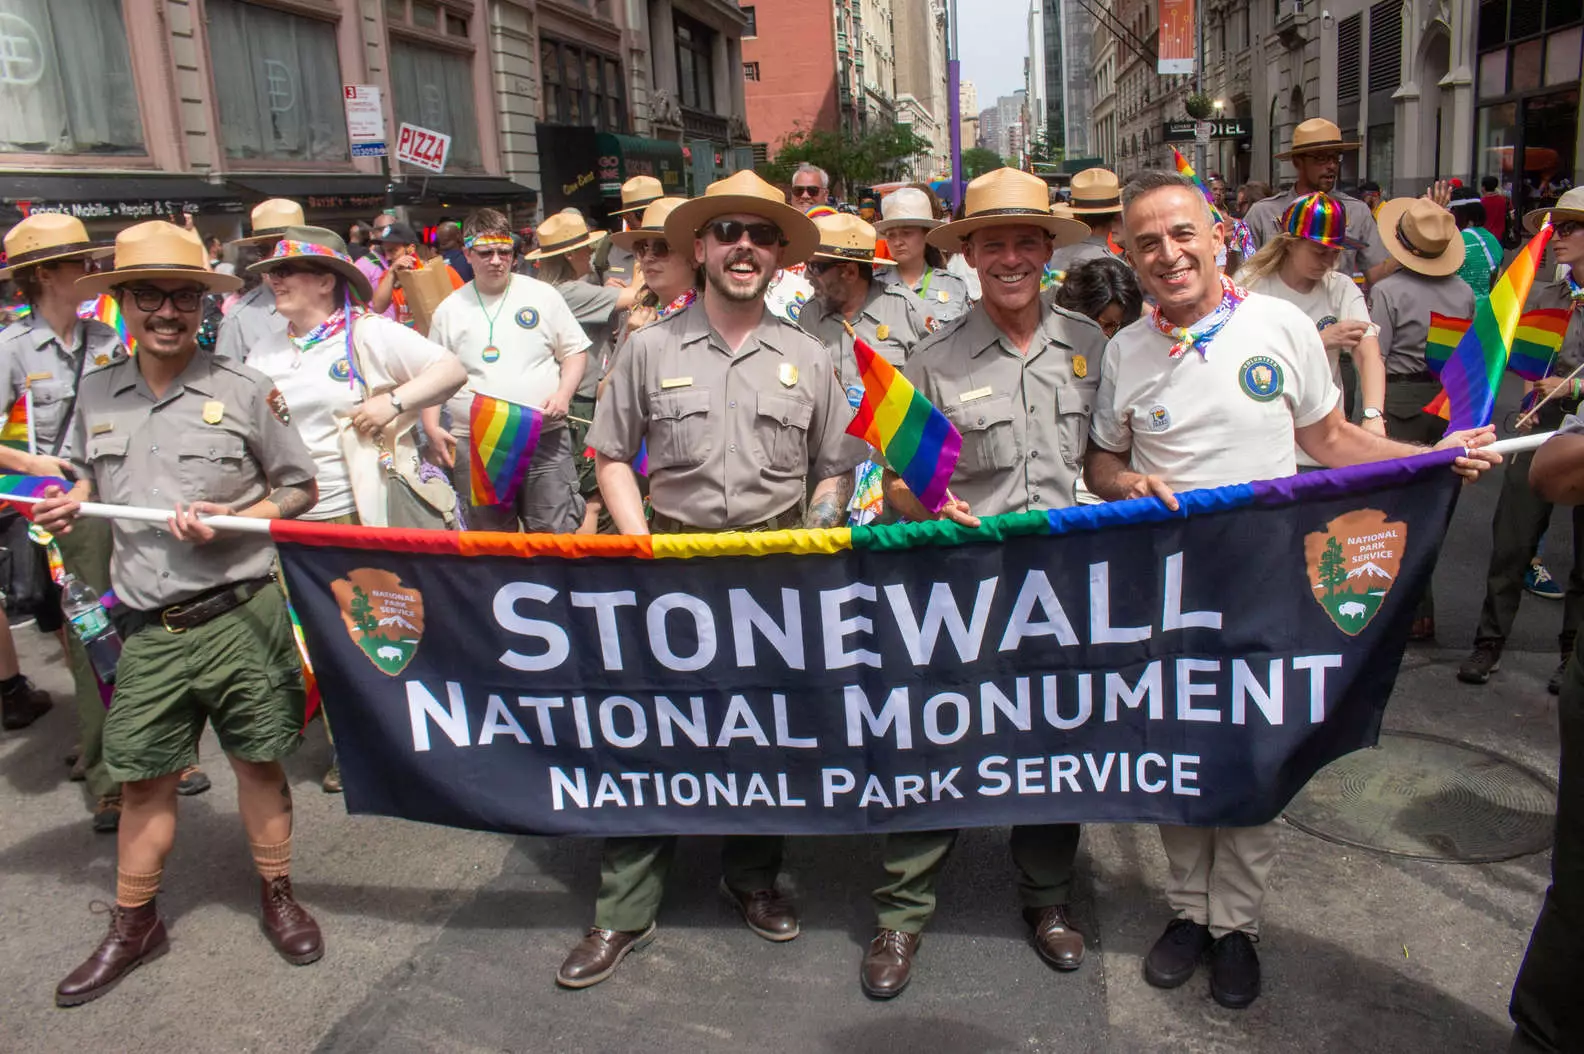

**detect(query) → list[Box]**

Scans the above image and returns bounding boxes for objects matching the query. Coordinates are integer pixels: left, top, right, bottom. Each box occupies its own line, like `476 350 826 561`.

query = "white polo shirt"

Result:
429 273 590 436
1089 291 1340 491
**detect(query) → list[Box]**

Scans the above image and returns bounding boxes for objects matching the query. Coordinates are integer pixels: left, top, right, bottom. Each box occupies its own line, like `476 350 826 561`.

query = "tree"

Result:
962 147 1003 180
1318 537 1348 598
350 586 379 635
762 122 935 194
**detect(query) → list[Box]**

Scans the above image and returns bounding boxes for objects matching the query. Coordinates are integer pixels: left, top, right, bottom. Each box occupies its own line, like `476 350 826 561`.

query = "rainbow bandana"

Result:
464 234 515 252
268 238 355 267
1279 193 1364 250
1151 274 1250 359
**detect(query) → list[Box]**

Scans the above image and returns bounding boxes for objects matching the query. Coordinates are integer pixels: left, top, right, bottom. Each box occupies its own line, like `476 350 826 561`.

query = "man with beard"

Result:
33 220 322 1007
798 212 931 410
562 171 867 989
1243 120 1391 286
1085 171 1498 1010
215 199 301 360
859 168 1098 1000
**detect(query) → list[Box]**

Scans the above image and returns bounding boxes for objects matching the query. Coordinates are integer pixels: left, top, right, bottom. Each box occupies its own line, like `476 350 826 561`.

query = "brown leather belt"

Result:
649 505 803 535
1387 370 1437 384
114 575 277 638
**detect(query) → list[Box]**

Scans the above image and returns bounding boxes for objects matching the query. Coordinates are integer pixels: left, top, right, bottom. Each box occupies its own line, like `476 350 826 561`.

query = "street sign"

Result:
343 84 386 157
1194 120 1213 146
396 122 451 174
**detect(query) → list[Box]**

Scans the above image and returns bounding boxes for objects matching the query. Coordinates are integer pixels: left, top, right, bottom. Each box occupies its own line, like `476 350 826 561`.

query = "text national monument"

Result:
276 452 1464 837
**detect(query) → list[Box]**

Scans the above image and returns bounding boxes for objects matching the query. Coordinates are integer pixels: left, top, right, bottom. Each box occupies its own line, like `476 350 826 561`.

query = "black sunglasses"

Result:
122 286 204 313
1554 220 1584 238
265 261 322 278
804 259 840 276
632 239 671 259
703 220 784 248
790 186 822 198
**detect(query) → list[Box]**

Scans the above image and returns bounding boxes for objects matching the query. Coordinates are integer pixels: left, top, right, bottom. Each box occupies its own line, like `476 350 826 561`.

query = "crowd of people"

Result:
0 115 1577 1050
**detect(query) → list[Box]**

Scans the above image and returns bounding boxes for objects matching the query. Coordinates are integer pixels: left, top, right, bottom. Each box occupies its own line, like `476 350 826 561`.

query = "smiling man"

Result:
1084 171 1499 1011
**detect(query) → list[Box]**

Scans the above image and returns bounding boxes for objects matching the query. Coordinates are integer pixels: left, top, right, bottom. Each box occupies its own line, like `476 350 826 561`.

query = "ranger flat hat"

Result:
231 198 306 245
1276 118 1361 159
609 197 691 251
873 186 943 233
523 211 607 261
664 170 820 264
928 168 1088 251
612 175 666 216
76 220 241 298
1067 167 1125 215
0 213 112 279
248 225 374 303
1524 186 1584 235
1376 197 1465 277
809 213 894 267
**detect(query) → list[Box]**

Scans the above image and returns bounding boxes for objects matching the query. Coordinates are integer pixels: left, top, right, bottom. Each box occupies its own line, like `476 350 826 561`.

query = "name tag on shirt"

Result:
958 386 993 403
661 377 693 390
25 372 51 384
90 422 114 435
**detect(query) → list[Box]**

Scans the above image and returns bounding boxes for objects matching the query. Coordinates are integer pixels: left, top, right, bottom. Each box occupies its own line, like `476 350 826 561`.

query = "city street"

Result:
0 382 1565 1054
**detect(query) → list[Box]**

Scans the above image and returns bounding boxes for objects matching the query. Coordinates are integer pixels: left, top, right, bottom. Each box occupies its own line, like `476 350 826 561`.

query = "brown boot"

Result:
1 675 51 731
56 901 168 1007
860 928 920 999
555 923 656 988
1024 904 1086 970
259 876 323 965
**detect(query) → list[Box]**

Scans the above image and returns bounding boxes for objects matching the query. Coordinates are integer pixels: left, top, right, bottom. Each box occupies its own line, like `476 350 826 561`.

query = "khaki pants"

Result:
1158 821 1281 938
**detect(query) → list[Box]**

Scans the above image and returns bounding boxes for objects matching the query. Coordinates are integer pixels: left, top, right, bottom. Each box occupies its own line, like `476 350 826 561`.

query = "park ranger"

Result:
215 198 302 360
561 170 867 990
873 186 971 323
1048 167 1125 275
34 221 323 1007
799 212 932 408
601 174 665 288
861 167 1096 1000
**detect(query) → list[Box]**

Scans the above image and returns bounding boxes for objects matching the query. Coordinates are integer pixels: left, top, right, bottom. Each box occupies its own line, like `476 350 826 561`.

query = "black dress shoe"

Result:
1023 905 1085 970
1144 918 1213 988
556 924 656 988
860 928 920 999
1208 931 1261 1009
0 676 51 730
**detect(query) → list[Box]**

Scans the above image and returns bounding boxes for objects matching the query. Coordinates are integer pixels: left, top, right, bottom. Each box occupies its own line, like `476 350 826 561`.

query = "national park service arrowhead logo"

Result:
1304 509 1404 636
331 569 425 676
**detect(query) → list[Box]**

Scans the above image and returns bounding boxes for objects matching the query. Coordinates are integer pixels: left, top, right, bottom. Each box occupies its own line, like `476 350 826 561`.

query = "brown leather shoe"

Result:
56 901 168 1007
719 879 800 941
1024 904 1085 970
555 923 656 988
259 876 323 965
860 928 920 999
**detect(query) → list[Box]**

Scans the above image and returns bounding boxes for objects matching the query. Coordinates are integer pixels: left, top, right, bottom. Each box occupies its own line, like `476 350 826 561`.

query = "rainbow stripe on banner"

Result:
1 391 31 453
845 333 961 513
469 393 542 506
1509 307 1570 382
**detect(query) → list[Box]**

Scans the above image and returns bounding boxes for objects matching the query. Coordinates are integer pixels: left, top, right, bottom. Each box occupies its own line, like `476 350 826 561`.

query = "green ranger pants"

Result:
593 835 784 932
873 823 1082 933
1384 378 1449 622
53 518 117 800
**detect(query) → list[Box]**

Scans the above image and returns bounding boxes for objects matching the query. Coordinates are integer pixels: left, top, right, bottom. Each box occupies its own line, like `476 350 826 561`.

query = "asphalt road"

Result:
0 377 1566 1053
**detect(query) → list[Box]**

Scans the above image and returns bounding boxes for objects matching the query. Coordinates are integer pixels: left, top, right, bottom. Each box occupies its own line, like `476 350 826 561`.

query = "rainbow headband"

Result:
464 234 515 251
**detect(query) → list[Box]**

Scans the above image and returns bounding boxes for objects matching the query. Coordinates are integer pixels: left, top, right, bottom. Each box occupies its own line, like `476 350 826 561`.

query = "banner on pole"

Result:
1158 0 1196 75
277 453 1462 838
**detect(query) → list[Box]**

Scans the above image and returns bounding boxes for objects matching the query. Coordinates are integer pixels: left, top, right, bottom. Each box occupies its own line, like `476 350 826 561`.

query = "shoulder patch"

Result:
266 387 292 424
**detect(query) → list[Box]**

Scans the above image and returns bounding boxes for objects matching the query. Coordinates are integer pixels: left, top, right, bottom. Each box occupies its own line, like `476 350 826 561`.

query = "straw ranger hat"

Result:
0 213 111 279
809 213 893 267
873 186 943 233
1375 197 1465 277
609 197 691 251
523 211 607 261
928 168 1088 251
76 221 241 298
664 170 820 264
612 175 666 217
1067 168 1125 216
1524 186 1584 235
247 226 374 302
1276 118 1361 160
231 198 305 245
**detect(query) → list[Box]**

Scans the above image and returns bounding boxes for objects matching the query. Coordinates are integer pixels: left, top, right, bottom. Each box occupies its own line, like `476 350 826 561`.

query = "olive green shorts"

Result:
569 392 599 498
103 583 306 784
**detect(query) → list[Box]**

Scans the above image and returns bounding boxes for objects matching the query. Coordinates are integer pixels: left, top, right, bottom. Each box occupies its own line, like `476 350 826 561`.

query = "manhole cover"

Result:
1283 730 1556 862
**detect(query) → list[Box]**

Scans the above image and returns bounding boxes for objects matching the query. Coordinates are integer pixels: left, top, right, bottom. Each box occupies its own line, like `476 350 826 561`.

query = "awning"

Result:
595 134 687 197
409 176 539 207
0 173 244 218
226 175 400 214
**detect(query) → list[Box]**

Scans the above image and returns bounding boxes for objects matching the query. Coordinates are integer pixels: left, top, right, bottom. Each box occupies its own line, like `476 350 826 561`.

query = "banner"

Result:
277 453 1463 838
1158 0 1195 75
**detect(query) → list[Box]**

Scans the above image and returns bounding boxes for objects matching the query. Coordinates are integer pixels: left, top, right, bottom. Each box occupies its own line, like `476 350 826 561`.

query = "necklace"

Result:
1151 274 1250 359
474 281 510 362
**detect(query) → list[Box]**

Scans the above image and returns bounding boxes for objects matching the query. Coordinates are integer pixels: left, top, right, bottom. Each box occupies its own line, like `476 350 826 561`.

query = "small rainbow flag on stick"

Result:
845 334 961 513
1172 146 1210 201
79 294 130 349
469 393 543 506
1 392 34 454
1508 307 1570 382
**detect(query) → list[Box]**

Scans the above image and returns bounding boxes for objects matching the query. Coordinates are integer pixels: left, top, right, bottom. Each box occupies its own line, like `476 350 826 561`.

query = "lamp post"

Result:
1194 0 1207 179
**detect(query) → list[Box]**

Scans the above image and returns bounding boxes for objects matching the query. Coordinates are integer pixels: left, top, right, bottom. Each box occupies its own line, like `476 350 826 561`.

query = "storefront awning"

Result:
595 134 687 197
410 176 539 207
226 175 400 215
0 173 244 219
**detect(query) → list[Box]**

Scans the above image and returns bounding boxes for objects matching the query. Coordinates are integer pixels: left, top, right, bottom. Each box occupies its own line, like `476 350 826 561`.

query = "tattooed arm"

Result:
805 472 854 529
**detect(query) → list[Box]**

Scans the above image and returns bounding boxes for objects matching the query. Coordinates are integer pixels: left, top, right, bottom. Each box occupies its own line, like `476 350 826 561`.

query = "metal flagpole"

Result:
947 0 963 209
1194 0 1207 178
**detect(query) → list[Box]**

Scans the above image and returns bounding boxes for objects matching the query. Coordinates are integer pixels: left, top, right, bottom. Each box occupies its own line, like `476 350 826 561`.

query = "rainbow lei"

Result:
1151 274 1250 359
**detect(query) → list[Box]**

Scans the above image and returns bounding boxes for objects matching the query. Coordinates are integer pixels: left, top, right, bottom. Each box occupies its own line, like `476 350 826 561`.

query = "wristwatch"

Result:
1362 407 1382 420
388 390 405 413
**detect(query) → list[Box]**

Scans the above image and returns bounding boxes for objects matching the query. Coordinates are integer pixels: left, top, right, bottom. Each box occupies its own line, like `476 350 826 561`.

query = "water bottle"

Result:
61 573 121 684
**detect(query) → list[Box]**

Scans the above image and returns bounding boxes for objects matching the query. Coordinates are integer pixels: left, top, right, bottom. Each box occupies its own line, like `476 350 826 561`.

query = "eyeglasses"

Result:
122 286 204 313
790 186 823 198
803 259 838 276
632 239 671 259
703 220 783 247
265 261 319 279
1555 221 1584 238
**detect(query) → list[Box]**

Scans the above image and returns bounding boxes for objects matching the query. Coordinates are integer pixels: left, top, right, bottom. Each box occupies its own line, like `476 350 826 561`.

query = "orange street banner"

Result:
1158 0 1195 74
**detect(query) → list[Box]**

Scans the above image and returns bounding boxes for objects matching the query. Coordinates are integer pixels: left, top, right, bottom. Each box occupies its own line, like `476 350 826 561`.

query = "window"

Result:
207 0 349 163
743 61 760 81
1338 14 1362 103
389 39 481 168
675 13 714 112
0 0 143 154
742 5 756 36
539 37 626 132
1367 0 1404 93
386 0 470 37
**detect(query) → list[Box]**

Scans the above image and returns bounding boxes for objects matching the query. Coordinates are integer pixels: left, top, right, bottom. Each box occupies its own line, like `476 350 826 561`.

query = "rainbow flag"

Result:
632 438 649 478
1 391 32 453
1425 313 1473 376
1508 307 1570 382
79 294 129 348
1433 223 1555 431
1172 147 1215 205
0 472 70 519
469 393 543 506
846 334 961 513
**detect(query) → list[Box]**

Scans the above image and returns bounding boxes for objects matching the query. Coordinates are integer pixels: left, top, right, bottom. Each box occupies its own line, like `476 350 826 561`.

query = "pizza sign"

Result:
397 122 451 174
